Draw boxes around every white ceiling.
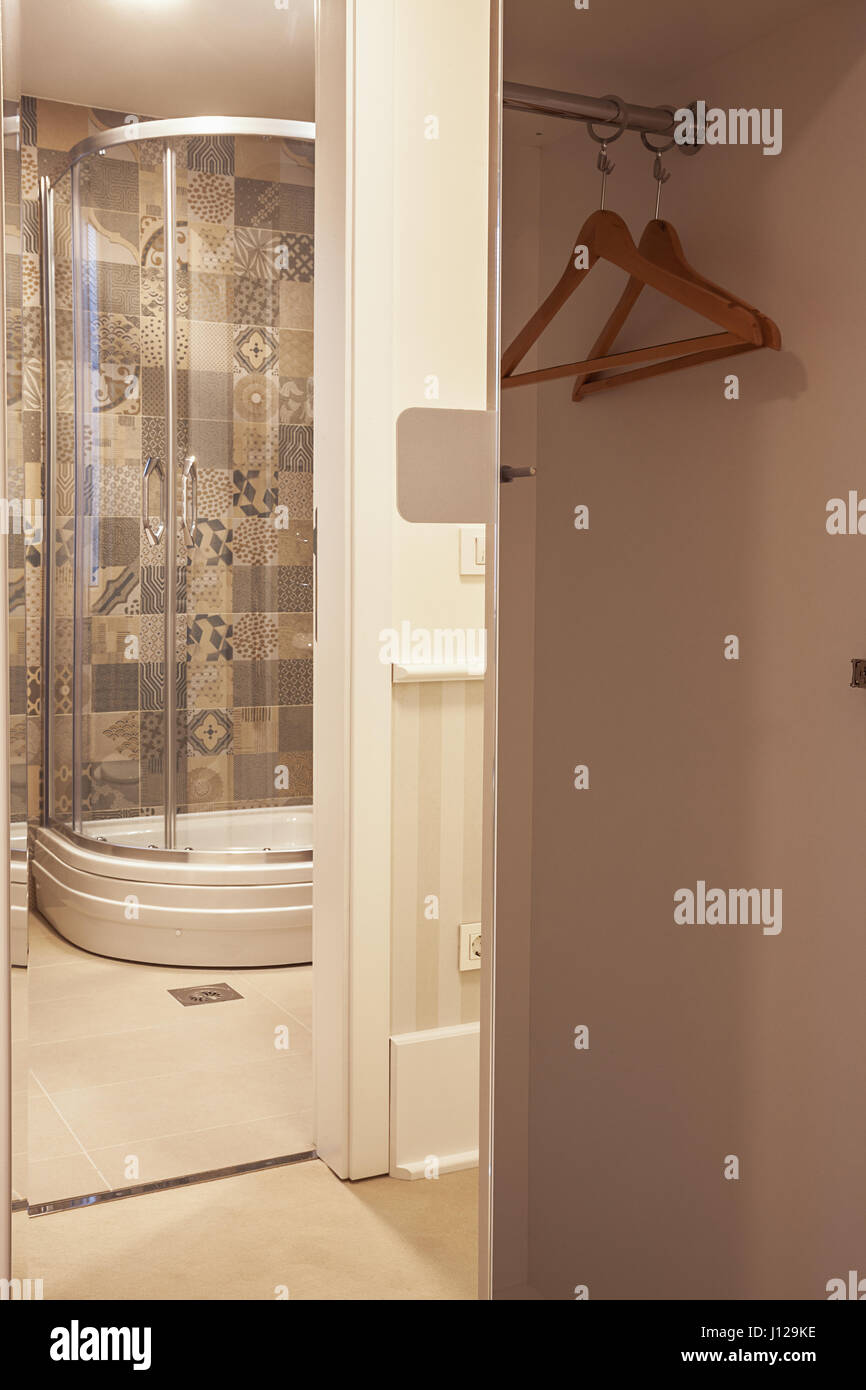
[21,0,822,135]
[22,0,315,120]
[505,0,820,143]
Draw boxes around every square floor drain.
[168,983,243,1007]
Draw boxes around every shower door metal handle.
[181,454,198,546]
[142,455,166,545]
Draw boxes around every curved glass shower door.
[45,137,171,848]
[43,119,316,856]
[175,130,315,849]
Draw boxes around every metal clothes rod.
[503,81,680,137]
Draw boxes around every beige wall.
[495,0,866,1298]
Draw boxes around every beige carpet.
[25,1159,479,1301]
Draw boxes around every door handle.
[142,455,165,545]
[181,454,198,546]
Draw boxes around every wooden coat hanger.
[501,208,763,391]
[569,149,780,399]
[501,121,780,400]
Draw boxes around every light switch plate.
[459,526,486,576]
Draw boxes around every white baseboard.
[389,1022,479,1181]
[391,1149,478,1180]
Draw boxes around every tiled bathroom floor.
[24,913,313,1206]
[28,1162,478,1301]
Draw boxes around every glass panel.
[5,105,27,837]
[5,119,26,834]
[177,132,315,850]
[49,130,316,856]
[47,168,73,827]
[72,140,167,846]
[4,45,28,1255]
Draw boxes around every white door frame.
[312,2,502,1233]
[312,0,394,1180]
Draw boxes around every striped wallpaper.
[391,678,483,1034]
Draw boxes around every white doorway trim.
[312,0,394,1180]
[312,0,500,1209]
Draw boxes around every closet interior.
[494,0,865,1300]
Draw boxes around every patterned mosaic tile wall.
[22,98,314,824]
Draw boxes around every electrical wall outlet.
[459,922,481,971]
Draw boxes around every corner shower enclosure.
[34,117,315,967]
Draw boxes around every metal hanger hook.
[587,96,627,211]
[652,151,671,218]
[597,144,616,177]
[596,143,616,209]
